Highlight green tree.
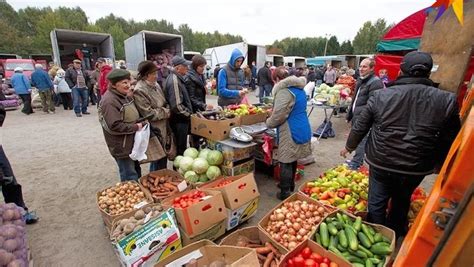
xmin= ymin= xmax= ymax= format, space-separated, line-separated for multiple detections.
xmin=353 ymin=19 xmax=391 ymax=54
xmin=108 ymin=24 xmax=129 ymax=59
xmin=340 ymin=40 xmax=354 ymax=54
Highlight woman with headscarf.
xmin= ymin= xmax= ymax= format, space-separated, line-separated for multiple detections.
xmin=266 ymin=67 xmax=312 ymax=200
xmin=185 ymin=55 xmax=213 ymax=148
xmin=133 ymin=61 xmax=174 ymax=171
xmin=99 ymin=69 xmax=145 ymax=181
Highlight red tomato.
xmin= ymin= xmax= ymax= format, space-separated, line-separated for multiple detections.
xmin=329 ymin=263 xmax=338 ymax=267
xmin=322 ymin=257 xmax=330 ymax=264
xmin=293 ymin=256 xmax=305 ymax=267
xmin=287 ymin=259 xmax=295 ymax=267
xmin=173 ymin=197 xmax=180 ymax=203
xmin=304 ymin=258 xmax=318 ymax=267
xmin=320 ymin=263 xmax=328 ymax=267
xmin=310 ymin=253 xmax=323 ymax=263
xmin=301 ymin=247 xmax=312 ymax=259
xmin=180 ymin=202 xmax=188 ymax=208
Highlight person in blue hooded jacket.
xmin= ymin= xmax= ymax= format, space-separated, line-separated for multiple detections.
xmin=31 ymin=64 xmax=55 ymax=114
xmin=11 ymin=67 xmax=34 ymax=115
xmin=217 ymin=48 xmax=249 ymax=106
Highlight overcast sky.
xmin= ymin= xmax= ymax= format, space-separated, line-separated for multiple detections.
xmin=9 ymin=0 xmax=433 ymax=45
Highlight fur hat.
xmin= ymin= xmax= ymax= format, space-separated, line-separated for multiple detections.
xmin=137 ymin=60 xmax=158 ymax=79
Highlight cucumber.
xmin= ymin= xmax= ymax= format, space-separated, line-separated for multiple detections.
xmin=329 ymin=246 xmax=342 ymax=256
xmin=328 ymin=223 xmax=339 ymax=235
xmin=353 ymin=216 xmax=362 ymax=231
xmin=345 ymin=225 xmax=359 ymax=250
xmin=342 ymin=251 xmax=351 ymax=258
xmin=359 ymin=245 xmax=374 ymax=257
xmin=358 ymin=232 xmax=373 ymax=248
xmin=346 ymin=256 xmax=365 ymax=264
xmin=336 ymin=213 xmax=345 ymax=224
xmin=337 ymin=244 xmax=347 ymax=252
xmin=361 ymin=224 xmax=375 ymax=243
xmin=333 ymin=221 xmax=344 ymax=230
xmin=342 ymin=214 xmax=351 ymax=225
xmin=315 ymin=232 xmax=321 ymax=244
xmin=326 ymin=217 xmax=335 ymax=223
xmin=366 ymin=258 xmax=374 ymax=267
xmin=338 ymin=230 xmax=348 ymax=248
xmin=347 ymin=224 xmax=358 ymax=234
xmin=330 ymin=235 xmax=337 ymax=248
xmin=370 ymin=242 xmax=393 ymax=256
xmin=369 ymin=258 xmax=381 ymax=264
xmin=377 ymin=257 xmax=386 ymax=267
xmin=353 ymin=263 xmax=365 ymax=267
xmin=367 ymin=225 xmax=376 ymax=236
xmin=350 ymin=250 xmax=368 ymax=259
xmin=382 ymin=235 xmax=392 ymax=244
xmin=373 ymin=232 xmax=383 ymax=243
xmin=320 ymin=222 xmax=330 ymax=248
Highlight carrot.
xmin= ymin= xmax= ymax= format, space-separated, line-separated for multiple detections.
xmin=163 ymin=182 xmax=177 ymax=191
xmin=263 ymin=252 xmax=274 ymax=267
xmin=153 ymin=177 xmax=160 ymax=187
xmin=255 ymin=247 xmax=272 ymax=255
xmin=265 ymin=242 xmax=281 ymax=258
xmin=169 ymin=181 xmax=181 ymax=186
xmin=142 ymin=178 xmax=149 ymax=188
xmin=153 ymin=192 xmax=169 ymax=197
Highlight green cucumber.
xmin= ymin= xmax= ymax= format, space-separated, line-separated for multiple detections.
xmin=369 ymin=258 xmax=381 ymax=264
xmin=358 ymin=232 xmax=373 ymax=248
xmin=373 ymin=232 xmax=383 ymax=243
xmin=353 ymin=216 xmax=362 ymax=231
xmin=338 ymin=230 xmax=348 ymax=248
xmin=345 ymin=225 xmax=359 ymax=250
xmin=370 ymin=242 xmax=392 ymax=256
xmin=359 ymin=245 xmax=374 ymax=257
xmin=366 ymin=258 xmax=374 ymax=267
xmin=336 ymin=212 xmax=345 ymax=224
xmin=315 ymin=232 xmax=321 ymax=244
xmin=328 ymin=223 xmax=339 ymax=235
xmin=320 ymin=222 xmax=330 ymax=248
xmin=362 ymin=224 xmax=375 ymax=243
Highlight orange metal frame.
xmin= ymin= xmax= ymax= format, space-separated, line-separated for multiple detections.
xmin=394 ymin=96 xmax=474 ymax=266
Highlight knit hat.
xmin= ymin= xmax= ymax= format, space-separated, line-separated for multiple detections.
xmin=137 ymin=60 xmax=158 ymax=79
xmin=400 ymin=51 xmax=433 ymax=77
xmin=107 ymin=69 xmax=131 ymax=84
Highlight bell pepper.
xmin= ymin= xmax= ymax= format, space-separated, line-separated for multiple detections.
xmin=344 ymin=194 xmax=352 ymax=202
xmin=333 ymin=197 xmax=346 ymax=205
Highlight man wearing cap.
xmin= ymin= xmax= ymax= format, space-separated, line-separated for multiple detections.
xmin=217 ymin=48 xmax=248 ymax=106
xmin=164 ymin=56 xmax=193 ymax=156
xmin=11 ymin=67 xmax=33 ymax=115
xmin=99 ymin=69 xmax=144 ymax=181
xmin=65 ymin=59 xmax=91 ymax=117
xmin=340 ymin=51 xmax=461 ymax=238
xmin=97 ymin=57 xmax=113 ymax=98
xmin=31 ymin=64 xmax=55 ymax=114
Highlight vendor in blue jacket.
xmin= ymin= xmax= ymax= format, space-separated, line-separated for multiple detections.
xmin=217 ymin=48 xmax=249 ymax=107
xmin=31 ymin=64 xmax=55 ymax=114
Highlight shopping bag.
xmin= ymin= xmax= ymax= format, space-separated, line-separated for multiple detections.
xmin=129 ymin=123 xmax=150 ymax=161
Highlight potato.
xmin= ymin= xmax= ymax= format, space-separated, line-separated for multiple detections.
xmin=133 ymin=225 xmax=142 ymax=232
xmin=134 ymin=210 xmax=145 ymax=220
xmin=124 ymin=223 xmax=135 ymax=234
xmin=136 ymin=219 xmax=145 ymax=226
xmin=143 ymin=207 xmax=152 ymax=214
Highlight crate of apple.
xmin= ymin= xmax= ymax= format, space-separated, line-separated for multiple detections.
xmin=171 ymin=190 xmax=206 ymax=209
xmin=286 ymin=246 xmax=339 ymax=267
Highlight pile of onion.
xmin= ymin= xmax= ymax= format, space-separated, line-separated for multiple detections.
xmin=0 ymin=203 xmax=28 ymax=267
xmin=264 ymin=200 xmax=328 ymax=250
xmin=98 ymin=181 xmax=148 ymax=216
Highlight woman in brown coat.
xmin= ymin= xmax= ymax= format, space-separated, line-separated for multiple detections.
xmin=133 ymin=61 xmax=173 ymax=171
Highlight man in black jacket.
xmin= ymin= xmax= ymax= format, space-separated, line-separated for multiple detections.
xmin=340 ymin=52 xmax=461 ymax=237
xmin=257 ymin=61 xmax=274 ymax=103
xmin=164 ymin=56 xmax=193 ymax=156
xmin=345 ymin=58 xmax=384 ymax=170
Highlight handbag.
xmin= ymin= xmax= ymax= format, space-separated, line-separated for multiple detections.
xmin=150 ymin=123 xmax=177 ymax=161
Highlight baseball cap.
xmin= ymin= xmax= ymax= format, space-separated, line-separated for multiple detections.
xmin=171 ymin=56 xmax=191 ymax=67
xmin=400 ymin=51 xmax=433 ymax=76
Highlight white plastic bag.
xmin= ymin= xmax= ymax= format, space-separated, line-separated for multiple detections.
xmin=129 ymin=123 xmax=150 ymax=161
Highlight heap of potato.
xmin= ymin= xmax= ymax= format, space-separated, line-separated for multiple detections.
xmin=111 ymin=205 xmax=164 ymax=241
xmin=98 ymin=182 xmax=148 ymax=216
xmin=0 ymin=203 xmax=28 ymax=267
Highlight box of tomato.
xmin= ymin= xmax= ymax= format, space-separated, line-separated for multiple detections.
xmin=279 ymin=239 xmax=351 ymax=267
xmin=162 ymin=189 xmax=226 ymax=238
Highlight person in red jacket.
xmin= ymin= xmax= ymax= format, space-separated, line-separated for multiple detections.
xmin=98 ymin=58 xmax=113 ymax=98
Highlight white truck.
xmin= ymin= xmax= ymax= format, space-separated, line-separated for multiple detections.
xmin=124 ymin=31 xmax=183 ymax=71
xmin=284 ymin=56 xmax=306 ymax=68
xmin=50 ymin=29 xmax=115 ymax=69
xmin=203 ymin=42 xmax=266 ymax=72
xmin=265 ymin=54 xmax=284 ymax=67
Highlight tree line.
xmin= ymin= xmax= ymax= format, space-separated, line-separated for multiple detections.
xmin=0 ymin=1 xmax=392 ymax=59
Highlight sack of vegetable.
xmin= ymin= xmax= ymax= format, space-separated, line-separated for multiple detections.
xmin=0 ymin=203 xmax=29 ymax=267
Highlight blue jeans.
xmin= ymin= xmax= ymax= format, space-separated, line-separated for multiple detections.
xmin=349 ymin=134 xmax=368 ymax=169
xmin=367 ymin=166 xmax=424 ymax=237
xmin=72 ymin=87 xmax=89 ymax=114
xmin=115 ymin=158 xmax=142 ymax=181
xmin=259 ymin=84 xmax=273 ymax=103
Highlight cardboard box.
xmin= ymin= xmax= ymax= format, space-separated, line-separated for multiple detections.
xmin=220 ymin=226 xmax=287 ymax=259
xmin=315 ymin=210 xmax=396 ymax=267
xmin=162 ymin=190 xmax=227 ymax=237
xmin=207 ymin=139 xmax=257 ymax=164
xmin=239 ymin=112 xmax=268 ymax=125
xmin=279 ymin=239 xmax=352 ymax=267
xmin=112 ymin=208 xmax=182 ymax=267
xmin=225 ymin=197 xmax=259 ymax=230
xmin=221 ymin=158 xmax=255 ymax=176
xmin=179 ymin=220 xmax=227 ymax=246
xmin=109 ymin=203 xmax=163 ymax=236
xmin=156 ymin=240 xmax=260 ymax=267
xmin=190 ymin=114 xmax=240 ymax=141
xmin=258 ymin=192 xmax=332 ymax=251
xmin=97 ymin=181 xmax=154 ymax=230
xmin=138 ymin=169 xmax=189 ymax=203
xmin=155 ymin=240 xmax=216 ymax=266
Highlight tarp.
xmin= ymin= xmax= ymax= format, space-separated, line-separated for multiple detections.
xmin=376 ymin=39 xmax=421 ymax=52
xmin=383 ymin=10 xmax=427 ymax=41
xmin=374 ymin=54 xmax=403 ymax=81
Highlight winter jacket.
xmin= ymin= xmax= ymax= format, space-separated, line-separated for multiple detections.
xmin=31 ymin=69 xmax=53 ymax=92
xmin=10 ymin=73 xmax=31 ymax=95
xmin=217 ymin=49 xmax=245 ymax=106
xmin=257 ymin=66 xmax=273 ymax=87
xmin=185 ymin=69 xmax=207 ymax=112
xmin=164 ymin=70 xmax=193 ymax=122
xmin=346 ymin=73 xmax=384 ymax=122
xmin=99 ymin=65 xmax=113 ymax=95
xmin=306 ymin=70 xmax=316 ymax=83
xmin=98 ymin=88 xmax=140 ymax=159
xmin=266 ymin=76 xmax=312 ymax=163
xmin=323 ymin=69 xmax=336 ymax=84
xmin=345 ymin=76 xmax=461 ymax=175
xmin=65 ymin=67 xmax=90 ymax=89
xmin=53 ymin=76 xmax=72 ymax=93
xmin=134 ymin=80 xmax=171 ymax=162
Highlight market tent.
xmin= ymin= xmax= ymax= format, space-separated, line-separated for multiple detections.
xmin=374 ymin=54 xmax=403 ymax=81
xmin=376 ymin=9 xmax=427 ymax=52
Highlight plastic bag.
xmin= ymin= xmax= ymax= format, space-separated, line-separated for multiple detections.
xmin=240 ymin=94 xmax=249 ymax=105
xmin=129 ymin=123 xmax=150 ymax=161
